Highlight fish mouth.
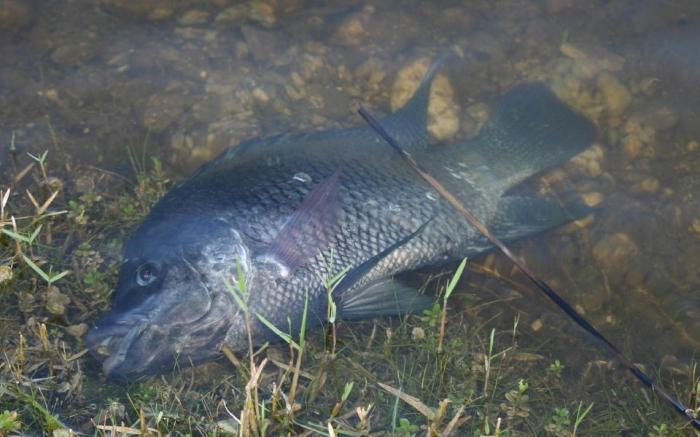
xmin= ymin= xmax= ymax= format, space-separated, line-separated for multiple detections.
xmin=85 ymin=314 xmax=152 ymax=378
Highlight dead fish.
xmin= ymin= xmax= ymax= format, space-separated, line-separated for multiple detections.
xmin=86 ymin=61 xmax=596 ymax=378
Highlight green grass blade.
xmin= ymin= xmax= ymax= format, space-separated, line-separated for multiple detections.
xmin=256 ymin=313 xmax=300 ymax=351
xmin=444 ymin=258 xmax=467 ymax=303
xmin=21 ymin=254 xmax=50 ymax=283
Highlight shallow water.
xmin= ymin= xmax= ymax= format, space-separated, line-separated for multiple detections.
xmin=1 ymin=0 xmax=700 ymax=434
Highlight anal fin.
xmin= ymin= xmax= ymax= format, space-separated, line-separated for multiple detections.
xmin=338 ymin=278 xmax=434 ymax=320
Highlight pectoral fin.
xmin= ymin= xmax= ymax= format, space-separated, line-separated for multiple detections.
xmin=262 ymin=168 xmax=342 ymax=275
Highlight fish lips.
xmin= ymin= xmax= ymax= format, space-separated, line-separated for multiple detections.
xmin=85 ymin=312 xmax=155 ymax=379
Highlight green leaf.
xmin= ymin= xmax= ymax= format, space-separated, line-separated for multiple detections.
xmin=1 ymin=228 xmax=29 ymax=243
xmin=21 ymin=254 xmax=50 ymax=283
xmin=223 ymin=276 xmax=247 ymax=313
xmin=444 ymin=257 xmax=467 ymax=303
xmin=255 ymin=313 xmax=300 ymax=351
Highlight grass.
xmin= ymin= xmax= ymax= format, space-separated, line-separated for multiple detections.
xmin=1 ymin=148 xmax=698 ymax=436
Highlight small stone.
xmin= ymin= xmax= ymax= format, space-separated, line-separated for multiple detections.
xmin=65 ymin=323 xmax=88 ymax=338
xmin=597 ymin=73 xmax=631 ymax=117
xmin=690 ymin=219 xmax=700 ymax=236
xmin=334 ymin=16 xmax=365 ymax=47
xmin=635 ymin=177 xmax=659 ymax=194
xmin=0 ymin=264 xmax=12 ymax=284
xmin=687 ymin=140 xmax=699 ymax=152
xmin=46 ymin=285 xmax=71 ymax=316
xmin=581 ymin=192 xmax=603 ymax=207
xmin=411 ymin=327 xmax=426 ymax=341
xmin=252 ymin=87 xmax=270 ymax=104
xmin=531 ymin=319 xmax=543 ymax=332
xmin=215 ymin=6 xmax=245 ymax=26
xmin=179 ymin=9 xmax=210 ymax=25
xmin=592 ymin=233 xmax=640 ymax=272
xmin=249 ymin=1 xmax=276 ymax=27
xmin=622 ymin=135 xmax=642 ymax=159
xmin=391 ymin=58 xmax=460 ymax=141
xmin=568 ymin=144 xmax=604 ymax=177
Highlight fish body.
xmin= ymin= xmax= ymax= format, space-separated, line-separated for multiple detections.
xmin=86 ymin=63 xmax=596 ymax=378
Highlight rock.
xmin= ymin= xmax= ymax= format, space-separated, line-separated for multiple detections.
xmin=597 ymin=73 xmax=631 ymax=117
xmin=179 ymin=9 xmax=210 ymax=25
xmin=560 ymin=42 xmax=625 ymax=79
xmin=46 ymin=286 xmax=71 ymax=316
xmin=622 ymin=135 xmax=642 ymax=159
xmin=568 ymin=144 xmax=604 ymax=177
xmin=142 ymin=93 xmax=188 ymax=133
xmin=391 ymin=58 xmax=460 ymax=142
xmin=690 ymin=218 xmax=700 ymax=236
xmin=0 ymin=264 xmax=12 ymax=284
xmin=0 ymin=0 xmax=33 ymax=34
xmin=333 ymin=15 xmax=366 ymax=47
xmin=252 ymin=87 xmax=270 ymax=104
xmin=688 ymin=140 xmax=699 ymax=152
xmin=215 ymin=6 xmax=245 ymax=26
xmin=249 ymin=1 xmax=276 ymax=27
xmin=592 ymin=233 xmax=640 ymax=273
xmin=581 ymin=192 xmax=603 ymax=208
xmin=633 ymin=177 xmax=659 ymax=194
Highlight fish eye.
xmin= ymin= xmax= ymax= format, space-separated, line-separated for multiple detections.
xmin=136 ymin=263 xmax=158 ymax=286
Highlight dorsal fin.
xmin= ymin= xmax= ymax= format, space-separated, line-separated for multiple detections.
xmin=380 ymin=55 xmax=448 ymax=152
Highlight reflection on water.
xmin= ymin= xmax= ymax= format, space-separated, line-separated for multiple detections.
xmin=1 ymin=0 xmax=700 ymax=433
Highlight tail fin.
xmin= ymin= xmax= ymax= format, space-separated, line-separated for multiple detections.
xmin=468 ymin=83 xmax=597 ymax=190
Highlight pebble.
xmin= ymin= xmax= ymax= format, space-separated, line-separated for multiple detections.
xmin=214 ymin=6 xmax=245 ymax=26
xmin=332 ymin=6 xmax=374 ymax=48
xmin=179 ymin=9 xmax=210 ymax=25
xmin=0 ymin=264 xmax=12 ymax=284
xmin=687 ymin=140 xmax=698 ymax=152
xmin=531 ymin=318 xmax=543 ymax=332
xmin=560 ymin=42 xmax=625 ymax=79
xmin=568 ymin=144 xmax=604 ymax=177
xmin=597 ymin=73 xmax=631 ymax=117
xmin=592 ymin=233 xmax=640 ymax=272
xmin=633 ymin=177 xmax=659 ymax=194
xmin=391 ymin=58 xmax=460 ymax=142
xmin=690 ymin=219 xmax=700 ymax=236
xmin=581 ymin=192 xmax=603 ymax=208
xmin=252 ymin=87 xmax=270 ymax=104
xmin=249 ymin=1 xmax=276 ymax=27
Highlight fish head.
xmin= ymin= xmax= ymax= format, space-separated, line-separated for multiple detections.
xmin=86 ymin=217 xmax=249 ymax=379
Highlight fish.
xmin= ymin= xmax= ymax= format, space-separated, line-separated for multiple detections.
xmin=85 ymin=61 xmax=597 ymax=378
